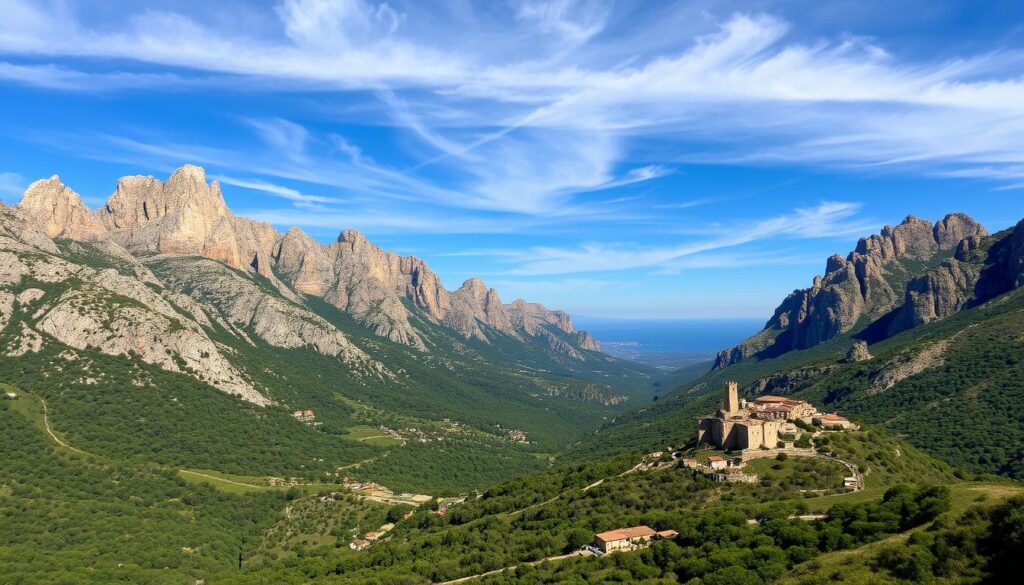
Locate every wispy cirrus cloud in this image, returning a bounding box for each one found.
[3,0,1024,220]
[487,201,871,275]
[0,171,26,201]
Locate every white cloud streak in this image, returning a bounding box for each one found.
[1,1,1023,217]
[494,201,871,275]
[0,171,26,200]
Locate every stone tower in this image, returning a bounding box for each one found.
[724,380,740,414]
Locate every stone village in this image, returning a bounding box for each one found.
[590,381,859,555]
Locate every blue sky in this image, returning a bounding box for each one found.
[2,0,1023,319]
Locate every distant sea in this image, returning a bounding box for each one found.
[571,317,765,370]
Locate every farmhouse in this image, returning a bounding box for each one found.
[292,409,315,422]
[594,526,657,553]
[349,539,369,551]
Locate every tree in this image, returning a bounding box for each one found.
[564,528,592,552]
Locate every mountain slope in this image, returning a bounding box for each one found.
[0,166,660,493]
[564,216,1024,481]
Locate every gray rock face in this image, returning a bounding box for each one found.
[505,299,575,335]
[745,365,838,395]
[887,258,980,335]
[715,213,989,369]
[149,257,372,368]
[934,213,988,250]
[445,278,517,342]
[845,340,872,363]
[1010,219,1024,288]
[273,226,434,348]
[0,205,270,404]
[575,331,601,352]
[19,177,107,241]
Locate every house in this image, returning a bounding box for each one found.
[680,458,698,468]
[292,409,315,422]
[656,529,678,539]
[813,414,853,429]
[364,531,380,541]
[436,508,447,517]
[594,526,657,553]
[707,456,729,471]
[349,539,369,551]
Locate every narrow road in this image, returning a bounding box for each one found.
[436,550,590,584]
[178,470,265,489]
[38,396,70,448]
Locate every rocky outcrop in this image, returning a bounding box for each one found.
[99,166,284,287]
[19,176,108,241]
[505,299,575,335]
[274,227,432,348]
[934,213,987,250]
[35,283,268,404]
[445,278,517,341]
[744,365,838,395]
[716,213,988,369]
[1010,219,1024,288]
[575,331,600,352]
[887,257,981,335]
[148,256,371,368]
[844,340,872,363]
[868,341,949,394]
[0,205,271,404]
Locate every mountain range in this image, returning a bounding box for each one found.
[6,164,604,407]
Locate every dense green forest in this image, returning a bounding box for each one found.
[0,398,289,585]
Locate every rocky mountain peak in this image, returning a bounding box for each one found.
[162,164,228,216]
[934,212,988,250]
[715,211,992,370]
[459,277,489,299]
[337,228,368,247]
[18,175,107,241]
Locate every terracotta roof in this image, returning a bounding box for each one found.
[818,414,848,421]
[657,530,679,538]
[754,395,789,403]
[708,456,726,461]
[596,526,656,541]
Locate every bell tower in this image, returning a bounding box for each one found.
[724,380,740,414]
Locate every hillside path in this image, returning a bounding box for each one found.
[436,550,591,584]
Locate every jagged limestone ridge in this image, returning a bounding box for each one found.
[715,213,989,369]
[14,165,601,358]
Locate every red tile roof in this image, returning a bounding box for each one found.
[595,526,656,541]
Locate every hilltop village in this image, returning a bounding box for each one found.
[697,381,852,450]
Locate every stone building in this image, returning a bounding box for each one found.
[697,382,822,450]
[594,526,675,553]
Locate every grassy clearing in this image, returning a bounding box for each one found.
[343,424,402,446]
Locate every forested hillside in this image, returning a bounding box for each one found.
[566,218,1024,483]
